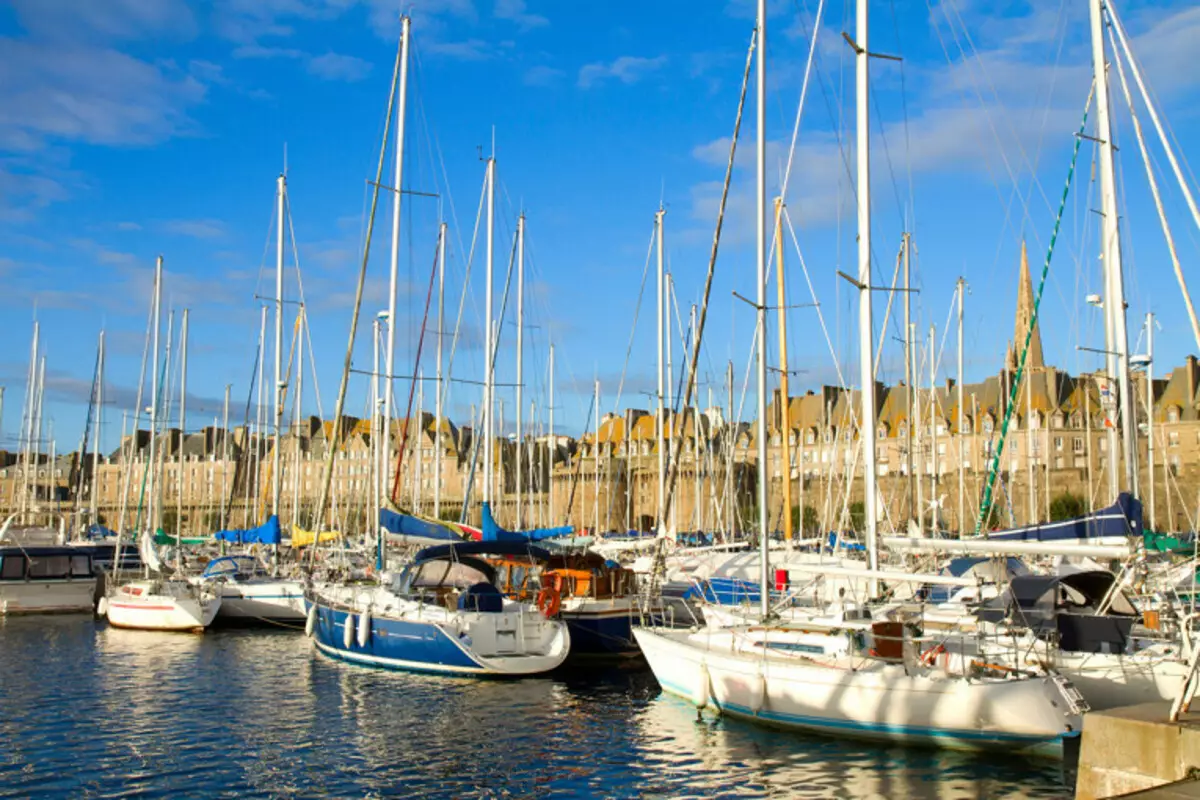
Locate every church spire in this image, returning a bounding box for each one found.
[1011,240,1044,371]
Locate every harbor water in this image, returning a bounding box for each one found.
[0,616,1071,798]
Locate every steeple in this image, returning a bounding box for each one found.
[1008,241,1044,372]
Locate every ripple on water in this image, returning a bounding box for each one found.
[0,616,1071,799]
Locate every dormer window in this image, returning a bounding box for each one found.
[1168,406,1181,424]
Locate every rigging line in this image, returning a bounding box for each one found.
[940,0,1059,221]
[1106,18,1200,352]
[612,225,657,417]
[777,0,826,199]
[437,171,487,421]
[885,0,916,227]
[389,237,441,503]
[284,189,324,422]
[975,83,1094,535]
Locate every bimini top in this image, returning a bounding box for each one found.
[414,540,553,564]
[978,569,1138,629]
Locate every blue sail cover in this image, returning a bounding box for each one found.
[378,508,466,542]
[481,502,574,543]
[214,515,282,546]
[987,492,1142,544]
[85,524,118,540]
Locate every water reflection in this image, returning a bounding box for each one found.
[0,620,1070,798]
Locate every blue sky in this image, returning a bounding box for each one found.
[1,0,1199,456]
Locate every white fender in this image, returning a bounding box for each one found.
[693,661,711,709]
[357,609,371,647]
[750,671,767,714]
[97,596,109,617]
[343,613,355,649]
[305,605,317,638]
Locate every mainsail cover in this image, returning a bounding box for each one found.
[481,502,573,543]
[986,492,1141,545]
[213,515,283,546]
[378,508,470,544]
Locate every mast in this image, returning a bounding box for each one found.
[855,0,879,589]
[516,213,525,528]
[1089,0,1136,499]
[384,15,412,506]
[221,385,230,535]
[293,308,303,525]
[273,173,285,519]
[435,221,446,519]
[594,378,600,533]
[484,156,495,510]
[255,307,266,521]
[1146,311,1155,531]
[754,0,770,616]
[548,344,555,526]
[929,324,938,528]
[372,317,381,526]
[903,233,914,525]
[667,273,676,533]
[19,322,38,520]
[146,257,162,539]
[178,309,188,557]
[774,197,793,542]
[692,304,701,534]
[1026,356,1035,524]
[956,277,965,534]
[91,331,105,523]
[655,208,665,530]
[911,321,921,535]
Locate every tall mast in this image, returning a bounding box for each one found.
[929,324,938,528]
[221,384,230,533]
[91,331,105,523]
[435,221,446,520]
[255,307,266,521]
[956,277,965,534]
[383,15,412,505]
[754,0,770,616]
[272,174,285,518]
[655,208,666,530]
[372,318,381,530]
[855,0,880,588]
[293,309,304,525]
[19,322,38,520]
[178,309,188,560]
[1146,311,1155,531]
[912,320,922,535]
[774,197,793,542]
[1089,0,1136,499]
[516,213,525,528]
[903,233,914,525]
[146,257,162,537]
[484,157,495,509]
[548,343,555,526]
[594,378,600,533]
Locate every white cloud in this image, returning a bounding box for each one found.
[523,65,564,87]
[308,52,373,81]
[9,0,197,42]
[494,0,548,31]
[163,219,227,239]
[232,44,306,60]
[578,55,668,89]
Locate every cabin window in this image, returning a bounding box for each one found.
[71,555,92,577]
[27,555,70,579]
[0,556,25,580]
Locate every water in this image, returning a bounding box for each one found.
[0,617,1072,798]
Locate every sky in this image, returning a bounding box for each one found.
[1,0,1200,457]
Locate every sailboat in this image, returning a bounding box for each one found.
[634,0,1084,755]
[304,17,571,675]
[103,261,222,632]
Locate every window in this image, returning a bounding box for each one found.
[1170,431,1180,448]
[983,417,995,434]
[806,430,816,445]
[0,556,25,580]
[1052,414,1064,429]
[71,555,92,577]
[1073,437,1084,454]
[1168,407,1181,423]
[1100,438,1108,452]
[27,555,70,579]
[877,427,887,440]
[1054,437,1063,452]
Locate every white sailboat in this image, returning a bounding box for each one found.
[103,261,221,632]
[635,0,1084,755]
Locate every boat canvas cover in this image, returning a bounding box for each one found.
[979,570,1137,653]
[481,502,573,543]
[213,515,282,546]
[986,492,1141,543]
[378,508,467,542]
[85,524,118,540]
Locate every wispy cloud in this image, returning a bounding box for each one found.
[494,0,548,31]
[231,43,305,60]
[9,0,197,43]
[308,52,373,82]
[577,55,668,89]
[523,64,564,87]
[163,219,227,239]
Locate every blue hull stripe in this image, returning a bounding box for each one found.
[310,602,487,675]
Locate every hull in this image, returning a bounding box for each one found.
[560,597,639,657]
[634,627,1080,757]
[104,581,221,632]
[308,589,570,677]
[215,579,306,622]
[0,579,96,615]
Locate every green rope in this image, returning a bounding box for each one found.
[974,84,1096,535]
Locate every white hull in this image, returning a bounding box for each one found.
[0,579,96,615]
[214,579,306,621]
[104,580,221,632]
[634,626,1081,756]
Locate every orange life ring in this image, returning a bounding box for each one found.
[536,585,561,618]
